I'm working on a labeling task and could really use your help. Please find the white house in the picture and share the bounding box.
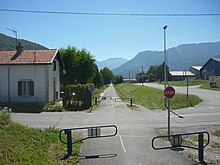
[0,42,64,103]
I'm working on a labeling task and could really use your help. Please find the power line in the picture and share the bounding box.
[0,8,220,17]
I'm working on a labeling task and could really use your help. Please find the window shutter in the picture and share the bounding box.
[18,81,22,96]
[30,81,34,96]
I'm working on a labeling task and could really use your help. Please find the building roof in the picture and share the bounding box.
[169,71,195,76]
[201,57,220,71]
[191,66,203,71]
[212,57,220,63]
[0,49,60,65]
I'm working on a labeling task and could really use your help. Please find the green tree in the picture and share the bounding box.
[74,48,96,84]
[100,67,114,85]
[60,46,78,86]
[113,75,124,84]
[145,62,170,82]
[60,46,97,86]
[136,72,148,83]
[93,65,103,88]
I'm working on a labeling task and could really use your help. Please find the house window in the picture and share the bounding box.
[18,81,34,96]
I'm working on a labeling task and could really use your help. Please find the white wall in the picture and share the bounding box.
[11,65,45,102]
[0,62,61,103]
[47,59,60,102]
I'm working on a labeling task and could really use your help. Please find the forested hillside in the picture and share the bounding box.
[0,33,48,51]
[112,41,220,78]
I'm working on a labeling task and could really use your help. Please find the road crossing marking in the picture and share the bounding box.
[112,105,115,113]
[119,136,127,153]
[187,106,220,110]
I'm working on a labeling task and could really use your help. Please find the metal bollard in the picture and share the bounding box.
[65,130,72,156]
[130,98,133,106]
[198,133,204,163]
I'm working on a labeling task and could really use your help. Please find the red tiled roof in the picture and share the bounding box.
[0,49,58,65]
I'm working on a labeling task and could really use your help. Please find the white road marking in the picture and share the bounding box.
[53,114,64,128]
[119,135,127,153]
[112,105,115,113]
[181,112,220,117]
[187,106,220,110]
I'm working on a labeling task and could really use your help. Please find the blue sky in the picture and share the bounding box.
[1,0,220,61]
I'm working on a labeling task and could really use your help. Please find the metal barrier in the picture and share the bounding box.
[60,125,117,157]
[115,97,134,106]
[101,96,112,100]
[152,131,210,164]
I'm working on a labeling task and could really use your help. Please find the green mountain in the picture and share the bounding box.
[0,33,48,51]
[112,41,220,78]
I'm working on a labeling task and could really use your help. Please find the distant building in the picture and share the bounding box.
[123,79,137,83]
[0,42,65,103]
[200,57,220,80]
[189,66,202,79]
[169,71,195,81]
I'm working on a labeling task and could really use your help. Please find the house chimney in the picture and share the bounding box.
[33,51,36,62]
[10,42,24,60]
[16,42,23,54]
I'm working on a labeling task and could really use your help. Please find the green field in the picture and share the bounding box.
[159,79,207,86]
[199,78,220,91]
[115,84,202,110]
[0,110,81,164]
[159,79,220,91]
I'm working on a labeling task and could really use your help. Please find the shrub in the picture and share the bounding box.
[1,103,43,113]
[0,107,11,125]
[64,84,92,110]
[43,103,62,112]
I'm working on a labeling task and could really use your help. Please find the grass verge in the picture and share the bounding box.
[212,130,220,137]
[0,110,81,164]
[126,104,139,110]
[159,79,207,86]
[115,84,202,110]
[156,128,220,164]
[159,79,220,91]
[200,78,220,91]
[91,85,108,110]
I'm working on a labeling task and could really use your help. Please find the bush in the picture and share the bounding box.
[43,103,62,112]
[0,109,11,125]
[1,103,43,113]
[64,84,92,110]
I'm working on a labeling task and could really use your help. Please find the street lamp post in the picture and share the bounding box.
[163,25,167,88]
[163,25,170,136]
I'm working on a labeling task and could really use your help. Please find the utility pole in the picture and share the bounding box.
[6,28,18,47]
[142,66,144,86]
[129,71,130,81]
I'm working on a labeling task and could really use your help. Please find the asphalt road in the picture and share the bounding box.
[10,83,220,164]
[140,83,220,128]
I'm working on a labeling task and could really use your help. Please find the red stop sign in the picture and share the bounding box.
[164,86,175,98]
